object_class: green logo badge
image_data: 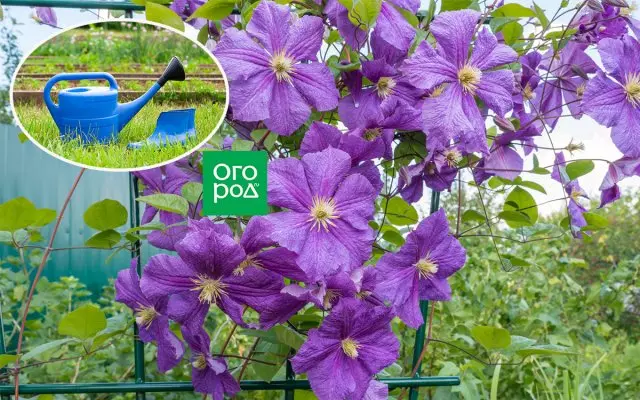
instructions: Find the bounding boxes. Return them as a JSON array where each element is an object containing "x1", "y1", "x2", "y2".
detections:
[{"x1": 202, "y1": 151, "x2": 268, "y2": 216}]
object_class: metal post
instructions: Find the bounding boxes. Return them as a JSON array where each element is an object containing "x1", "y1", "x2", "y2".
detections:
[
  {"x1": 409, "y1": 190, "x2": 440, "y2": 400},
  {"x1": 0, "y1": 304, "x2": 10, "y2": 400},
  {"x1": 129, "y1": 174, "x2": 146, "y2": 400},
  {"x1": 2, "y1": 0, "x2": 144, "y2": 11},
  {"x1": 284, "y1": 357, "x2": 295, "y2": 400}
]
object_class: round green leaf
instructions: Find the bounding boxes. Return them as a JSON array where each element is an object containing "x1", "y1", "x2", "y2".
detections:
[
  {"x1": 188, "y1": 0, "x2": 235, "y2": 21},
  {"x1": 83, "y1": 199, "x2": 128, "y2": 231},
  {"x1": 384, "y1": 197, "x2": 419, "y2": 226},
  {"x1": 31, "y1": 208, "x2": 56, "y2": 227},
  {"x1": 0, "y1": 197, "x2": 37, "y2": 232},
  {"x1": 58, "y1": 304, "x2": 107, "y2": 340},
  {"x1": 566, "y1": 160, "x2": 595, "y2": 180},
  {"x1": 502, "y1": 187, "x2": 538, "y2": 228},
  {"x1": 85, "y1": 229, "x2": 122, "y2": 249},
  {"x1": 471, "y1": 325, "x2": 512, "y2": 350},
  {"x1": 181, "y1": 182, "x2": 204, "y2": 205},
  {"x1": 146, "y1": 2, "x2": 185, "y2": 31},
  {"x1": 137, "y1": 194, "x2": 189, "y2": 216}
]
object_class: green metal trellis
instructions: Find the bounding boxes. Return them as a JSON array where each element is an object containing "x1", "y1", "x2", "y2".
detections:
[{"x1": 0, "y1": 1, "x2": 459, "y2": 397}]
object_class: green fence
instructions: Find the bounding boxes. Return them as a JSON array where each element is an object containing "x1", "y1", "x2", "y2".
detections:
[{"x1": 0, "y1": 1, "x2": 461, "y2": 397}]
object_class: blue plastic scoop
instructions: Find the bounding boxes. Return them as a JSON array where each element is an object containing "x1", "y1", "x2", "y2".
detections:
[{"x1": 128, "y1": 108, "x2": 196, "y2": 149}]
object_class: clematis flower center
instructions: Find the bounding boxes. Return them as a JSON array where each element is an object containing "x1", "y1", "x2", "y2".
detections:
[
  {"x1": 271, "y1": 51, "x2": 295, "y2": 83},
  {"x1": 323, "y1": 289, "x2": 339, "y2": 309},
  {"x1": 192, "y1": 354, "x2": 208, "y2": 370},
  {"x1": 570, "y1": 187, "x2": 585, "y2": 202},
  {"x1": 192, "y1": 275, "x2": 228, "y2": 304},
  {"x1": 624, "y1": 73, "x2": 640, "y2": 108},
  {"x1": 444, "y1": 149, "x2": 462, "y2": 168},
  {"x1": 135, "y1": 305, "x2": 158, "y2": 329},
  {"x1": 430, "y1": 84, "x2": 447, "y2": 98},
  {"x1": 522, "y1": 84, "x2": 536, "y2": 100},
  {"x1": 376, "y1": 77, "x2": 396, "y2": 98},
  {"x1": 364, "y1": 128, "x2": 382, "y2": 141},
  {"x1": 355, "y1": 290, "x2": 371, "y2": 300},
  {"x1": 234, "y1": 253, "x2": 261, "y2": 276},
  {"x1": 341, "y1": 337, "x2": 361, "y2": 359},
  {"x1": 576, "y1": 83, "x2": 587, "y2": 99},
  {"x1": 415, "y1": 255, "x2": 439, "y2": 279},
  {"x1": 308, "y1": 196, "x2": 339, "y2": 232},
  {"x1": 458, "y1": 65, "x2": 482, "y2": 94}
]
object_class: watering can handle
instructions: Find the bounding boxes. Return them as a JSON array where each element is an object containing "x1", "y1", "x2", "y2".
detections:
[{"x1": 43, "y1": 72, "x2": 118, "y2": 111}]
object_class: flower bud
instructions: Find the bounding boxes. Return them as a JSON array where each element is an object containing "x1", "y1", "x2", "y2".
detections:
[
  {"x1": 571, "y1": 64, "x2": 590, "y2": 80},
  {"x1": 587, "y1": 0, "x2": 605, "y2": 12},
  {"x1": 603, "y1": 0, "x2": 629, "y2": 8},
  {"x1": 493, "y1": 115, "x2": 516, "y2": 132}
]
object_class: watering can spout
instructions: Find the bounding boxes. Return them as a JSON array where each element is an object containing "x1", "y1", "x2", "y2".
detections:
[{"x1": 117, "y1": 57, "x2": 186, "y2": 130}]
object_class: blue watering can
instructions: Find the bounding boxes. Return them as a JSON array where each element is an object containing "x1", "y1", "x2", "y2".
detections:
[{"x1": 43, "y1": 57, "x2": 186, "y2": 143}]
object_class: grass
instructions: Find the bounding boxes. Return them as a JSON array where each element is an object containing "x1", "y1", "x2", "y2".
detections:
[{"x1": 14, "y1": 100, "x2": 225, "y2": 169}]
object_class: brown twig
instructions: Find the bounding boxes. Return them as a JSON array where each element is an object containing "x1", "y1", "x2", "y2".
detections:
[{"x1": 13, "y1": 168, "x2": 86, "y2": 398}]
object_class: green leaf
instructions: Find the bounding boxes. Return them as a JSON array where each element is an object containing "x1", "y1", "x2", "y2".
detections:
[
  {"x1": 22, "y1": 338, "x2": 74, "y2": 361},
  {"x1": 251, "y1": 129, "x2": 277, "y2": 150},
  {"x1": 566, "y1": 160, "x2": 594, "y2": 180},
  {"x1": 232, "y1": 139, "x2": 255, "y2": 151},
  {"x1": 492, "y1": 4, "x2": 536, "y2": 18},
  {"x1": 501, "y1": 254, "x2": 530, "y2": 267},
  {"x1": 501, "y1": 335, "x2": 537, "y2": 355},
  {"x1": 188, "y1": 0, "x2": 235, "y2": 21},
  {"x1": 533, "y1": 2, "x2": 549, "y2": 28},
  {"x1": 545, "y1": 28, "x2": 577, "y2": 40},
  {"x1": 181, "y1": 182, "x2": 204, "y2": 205},
  {"x1": 85, "y1": 230, "x2": 122, "y2": 249},
  {"x1": 498, "y1": 210, "x2": 531, "y2": 224},
  {"x1": 384, "y1": 197, "x2": 419, "y2": 226},
  {"x1": 137, "y1": 194, "x2": 189, "y2": 216},
  {"x1": 516, "y1": 344, "x2": 577, "y2": 357},
  {"x1": 382, "y1": 230, "x2": 405, "y2": 246},
  {"x1": 197, "y1": 24, "x2": 209, "y2": 44},
  {"x1": 337, "y1": 0, "x2": 382, "y2": 29},
  {"x1": 0, "y1": 197, "x2": 37, "y2": 232},
  {"x1": 462, "y1": 209, "x2": 486, "y2": 224},
  {"x1": 471, "y1": 326, "x2": 511, "y2": 350},
  {"x1": 500, "y1": 21, "x2": 523, "y2": 45},
  {"x1": 0, "y1": 354, "x2": 17, "y2": 368},
  {"x1": 31, "y1": 208, "x2": 56, "y2": 227},
  {"x1": 516, "y1": 180, "x2": 546, "y2": 194},
  {"x1": 58, "y1": 304, "x2": 107, "y2": 340},
  {"x1": 440, "y1": 0, "x2": 472, "y2": 11},
  {"x1": 146, "y1": 2, "x2": 184, "y2": 31},
  {"x1": 273, "y1": 325, "x2": 305, "y2": 350},
  {"x1": 91, "y1": 314, "x2": 131, "y2": 351},
  {"x1": 84, "y1": 199, "x2": 128, "y2": 231},
  {"x1": 582, "y1": 212, "x2": 609, "y2": 230},
  {"x1": 503, "y1": 187, "x2": 538, "y2": 228}
]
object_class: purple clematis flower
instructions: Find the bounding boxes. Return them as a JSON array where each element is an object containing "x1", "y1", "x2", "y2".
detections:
[
  {"x1": 170, "y1": 0, "x2": 207, "y2": 28},
  {"x1": 34, "y1": 7, "x2": 57, "y2": 26},
  {"x1": 398, "y1": 146, "x2": 463, "y2": 203},
  {"x1": 551, "y1": 152, "x2": 590, "y2": 238},
  {"x1": 401, "y1": 10, "x2": 517, "y2": 154},
  {"x1": 572, "y1": 4, "x2": 633, "y2": 43},
  {"x1": 265, "y1": 148, "x2": 377, "y2": 281},
  {"x1": 182, "y1": 328, "x2": 240, "y2": 399},
  {"x1": 376, "y1": 209, "x2": 466, "y2": 327},
  {"x1": 338, "y1": 58, "x2": 423, "y2": 129},
  {"x1": 513, "y1": 51, "x2": 542, "y2": 113},
  {"x1": 534, "y1": 41, "x2": 598, "y2": 128},
  {"x1": 599, "y1": 157, "x2": 640, "y2": 207},
  {"x1": 213, "y1": 1, "x2": 338, "y2": 136},
  {"x1": 582, "y1": 35, "x2": 640, "y2": 157},
  {"x1": 140, "y1": 218, "x2": 288, "y2": 330},
  {"x1": 291, "y1": 299, "x2": 399, "y2": 400},
  {"x1": 115, "y1": 259, "x2": 184, "y2": 373}
]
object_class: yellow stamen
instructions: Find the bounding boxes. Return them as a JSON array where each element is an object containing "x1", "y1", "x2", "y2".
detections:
[
  {"x1": 191, "y1": 275, "x2": 228, "y2": 304},
  {"x1": 270, "y1": 51, "x2": 294, "y2": 83},
  {"x1": 444, "y1": 149, "x2": 462, "y2": 168},
  {"x1": 341, "y1": 338, "x2": 361, "y2": 359},
  {"x1": 522, "y1": 84, "x2": 536, "y2": 100},
  {"x1": 430, "y1": 84, "x2": 447, "y2": 98},
  {"x1": 570, "y1": 188, "x2": 584, "y2": 202},
  {"x1": 192, "y1": 354, "x2": 208, "y2": 370},
  {"x1": 135, "y1": 305, "x2": 158, "y2": 329},
  {"x1": 364, "y1": 128, "x2": 382, "y2": 141},
  {"x1": 624, "y1": 72, "x2": 640, "y2": 108},
  {"x1": 308, "y1": 196, "x2": 339, "y2": 232},
  {"x1": 323, "y1": 289, "x2": 339, "y2": 309},
  {"x1": 458, "y1": 65, "x2": 482, "y2": 94},
  {"x1": 376, "y1": 77, "x2": 396, "y2": 98},
  {"x1": 355, "y1": 290, "x2": 371, "y2": 300},
  {"x1": 576, "y1": 83, "x2": 587, "y2": 99},
  {"x1": 234, "y1": 253, "x2": 261, "y2": 276},
  {"x1": 415, "y1": 255, "x2": 439, "y2": 279},
  {"x1": 425, "y1": 162, "x2": 437, "y2": 176}
]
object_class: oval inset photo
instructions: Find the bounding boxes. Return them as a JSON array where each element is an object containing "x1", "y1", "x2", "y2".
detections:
[{"x1": 10, "y1": 20, "x2": 228, "y2": 171}]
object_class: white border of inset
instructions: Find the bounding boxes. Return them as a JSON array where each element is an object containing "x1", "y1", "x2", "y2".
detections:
[{"x1": 9, "y1": 17, "x2": 230, "y2": 173}]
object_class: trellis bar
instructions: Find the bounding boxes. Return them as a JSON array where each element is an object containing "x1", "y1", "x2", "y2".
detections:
[{"x1": 2, "y1": 0, "x2": 145, "y2": 11}]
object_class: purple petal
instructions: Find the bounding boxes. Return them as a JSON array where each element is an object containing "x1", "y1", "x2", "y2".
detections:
[
  {"x1": 333, "y1": 173, "x2": 377, "y2": 218},
  {"x1": 430, "y1": 10, "x2": 480, "y2": 67},
  {"x1": 582, "y1": 71, "x2": 627, "y2": 127},
  {"x1": 469, "y1": 27, "x2": 517, "y2": 70},
  {"x1": 611, "y1": 105, "x2": 640, "y2": 157},
  {"x1": 338, "y1": 89, "x2": 384, "y2": 129},
  {"x1": 268, "y1": 157, "x2": 313, "y2": 212},
  {"x1": 284, "y1": 15, "x2": 324, "y2": 60},
  {"x1": 241, "y1": 216, "x2": 275, "y2": 254},
  {"x1": 476, "y1": 70, "x2": 515, "y2": 116},
  {"x1": 213, "y1": 28, "x2": 271, "y2": 81},
  {"x1": 246, "y1": 0, "x2": 291, "y2": 53},
  {"x1": 292, "y1": 62, "x2": 340, "y2": 111},
  {"x1": 483, "y1": 145, "x2": 523, "y2": 180},
  {"x1": 400, "y1": 41, "x2": 458, "y2": 90},
  {"x1": 115, "y1": 259, "x2": 151, "y2": 311},
  {"x1": 264, "y1": 81, "x2": 312, "y2": 136},
  {"x1": 229, "y1": 70, "x2": 275, "y2": 122},
  {"x1": 35, "y1": 7, "x2": 57, "y2": 26},
  {"x1": 300, "y1": 122, "x2": 343, "y2": 156},
  {"x1": 301, "y1": 148, "x2": 352, "y2": 197},
  {"x1": 371, "y1": 2, "x2": 415, "y2": 54},
  {"x1": 140, "y1": 254, "x2": 197, "y2": 301}
]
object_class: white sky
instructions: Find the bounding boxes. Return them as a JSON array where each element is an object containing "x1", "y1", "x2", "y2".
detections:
[{"x1": 1, "y1": 0, "x2": 638, "y2": 213}]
